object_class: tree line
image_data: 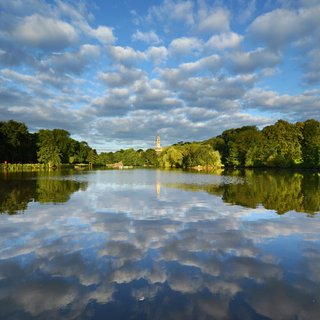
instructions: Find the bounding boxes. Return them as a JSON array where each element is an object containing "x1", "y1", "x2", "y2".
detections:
[
  {"x1": 0, "y1": 120, "x2": 96, "y2": 167},
  {"x1": 0, "y1": 118, "x2": 319, "y2": 169},
  {"x1": 204, "y1": 119, "x2": 320, "y2": 168},
  {"x1": 99, "y1": 144, "x2": 222, "y2": 168}
]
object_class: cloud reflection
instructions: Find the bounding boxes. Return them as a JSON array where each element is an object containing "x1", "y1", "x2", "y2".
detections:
[{"x1": 0, "y1": 169, "x2": 319, "y2": 319}]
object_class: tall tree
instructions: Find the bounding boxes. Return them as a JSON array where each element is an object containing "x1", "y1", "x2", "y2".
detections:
[
  {"x1": 262, "y1": 120, "x2": 302, "y2": 167},
  {"x1": 301, "y1": 119, "x2": 320, "y2": 168},
  {"x1": 37, "y1": 130, "x2": 61, "y2": 167},
  {"x1": 160, "y1": 146, "x2": 184, "y2": 167},
  {"x1": 87, "y1": 149, "x2": 98, "y2": 167},
  {"x1": 142, "y1": 149, "x2": 159, "y2": 166},
  {"x1": 220, "y1": 126, "x2": 263, "y2": 167},
  {"x1": 0, "y1": 120, "x2": 32, "y2": 163},
  {"x1": 52, "y1": 129, "x2": 71, "y2": 163},
  {"x1": 79, "y1": 141, "x2": 92, "y2": 163},
  {"x1": 183, "y1": 144, "x2": 221, "y2": 168}
]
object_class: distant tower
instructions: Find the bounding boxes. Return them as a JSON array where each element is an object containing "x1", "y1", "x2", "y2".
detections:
[{"x1": 155, "y1": 135, "x2": 162, "y2": 153}]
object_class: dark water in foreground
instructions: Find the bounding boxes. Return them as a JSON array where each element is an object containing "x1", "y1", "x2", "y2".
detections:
[{"x1": 0, "y1": 169, "x2": 319, "y2": 319}]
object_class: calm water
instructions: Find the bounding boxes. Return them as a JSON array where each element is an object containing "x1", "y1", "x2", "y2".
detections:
[{"x1": 0, "y1": 168, "x2": 319, "y2": 320}]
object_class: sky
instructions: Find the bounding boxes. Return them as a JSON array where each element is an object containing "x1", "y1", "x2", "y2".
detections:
[{"x1": 0, "y1": 0, "x2": 319, "y2": 151}]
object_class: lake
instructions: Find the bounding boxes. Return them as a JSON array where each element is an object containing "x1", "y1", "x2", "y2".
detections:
[{"x1": 0, "y1": 168, "x2": 319, "y2": 319}]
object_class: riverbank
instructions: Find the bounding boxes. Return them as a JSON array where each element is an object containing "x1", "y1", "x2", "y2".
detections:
[
  {"x1": 0, "y1": 163, "x2": 78, "y2": 172},
  {"x1": 0, "y1": 163, "x2": 48, "y2": 172}
]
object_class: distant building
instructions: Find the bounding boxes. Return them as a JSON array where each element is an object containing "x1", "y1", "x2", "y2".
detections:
[{"x1": 155, "y1": 135, "x2": 162, "y2": 153}]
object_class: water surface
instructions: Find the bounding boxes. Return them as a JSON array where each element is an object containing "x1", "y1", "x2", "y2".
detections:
[{"x1": 0, "y1": 169, "x2": 319, "y2": 319}]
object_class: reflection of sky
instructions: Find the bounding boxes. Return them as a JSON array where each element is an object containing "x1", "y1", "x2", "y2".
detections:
[{"x1": 0, "y1": 169, "x2": 319, "y2": 319}]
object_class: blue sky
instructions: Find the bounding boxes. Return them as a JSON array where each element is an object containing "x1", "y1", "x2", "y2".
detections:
[{"x1": 0, "y1": 0, "x2": 319, "y2": 151}]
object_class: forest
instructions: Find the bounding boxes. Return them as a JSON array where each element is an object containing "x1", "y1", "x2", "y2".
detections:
[
  {"x1": 0, "y1": 118, "x2": 319, "y2": 169},
  {"x1": 205, "y1": 119, "x2": 320, "y2": 169}
]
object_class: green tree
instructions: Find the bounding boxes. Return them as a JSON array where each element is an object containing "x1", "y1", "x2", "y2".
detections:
[
  {"x1": 142, "y1": 149, "x2": 159, "y2": 166},
  {"x1": 262, "y1": 120, "x2": 302, "y2": 167},
  {"x1": 52, "y1": 129, "x2": 72, "y2": 163},
  {"x1": 219, "y1": 126, "x2": 263, "y2": 167},
  {"x1": 160, "y1": 146, "x2": 184, "y2": 167},
  {"x1": 37, "y1": 130, "x2": 61, "y2": 167},
  {"x1": 301, "y1": 119, "x2": 320, "y2": 168},
  {"x1": 183, "y1": 144, "x2": 222, "y2": 168},
  {"x1": 0, "y1": 120, "x2": 33, "y2": 163},
  {"x1": 75, "y1": 141, "x2": 92, "y2": 163},
  {"x1": 97, "y1": 152, "x2": 115, "y2": 165},
  {"x1": 121, "y1": 148, "x2": 139, "y2": 166},
  {"x1": 87, "y1": 149, "x2": 98, "y2": 167}
]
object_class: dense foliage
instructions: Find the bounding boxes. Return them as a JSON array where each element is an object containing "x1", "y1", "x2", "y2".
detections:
[
  {"x1": 0, "y1": 121, "x2": 97, "y2": 167},
  {"x1": 97, "y1": 143, "x2": 222, "y2": 169},
  {"x1": 98, "y1": 148, "x2": 159, "y2": 167},
  {"x1": 159, "y1": 143, "x2": 222, "y2": 168},
  {"x1": 0, "y1": 118, "x2": 319, "y2": 169},
  {"x1": 0, "y1": 120, "x2": 36, "y2": 163},
  {"x1": 205, "y1": 119, "x2": 320, "y2": 168}
]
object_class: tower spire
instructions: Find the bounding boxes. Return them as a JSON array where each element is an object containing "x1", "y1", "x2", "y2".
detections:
[{"x1": 155, "y1": 135, "x2": 162, "y2": 153}]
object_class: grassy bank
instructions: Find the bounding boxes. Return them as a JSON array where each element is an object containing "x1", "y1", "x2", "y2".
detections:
[{"x1": 1, "y1": 163, "x2": 49, "y2": 172}]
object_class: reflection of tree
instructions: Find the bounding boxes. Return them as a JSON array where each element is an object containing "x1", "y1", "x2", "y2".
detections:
[
  {"x1": 0, "y1": 178, "x2": 37, "y2": 214},
  {"x1": 0, "y1": 173, "x2": 88, "y2": 214},
  {"x1": 301, "y1": 173, "x2": 320, "y2": 214},
  {"x1": 166, "y1": 170, "x2": 320, "y2": 215},
  {"x1": 36, "y1": 179, "x2": 87, "y2": 203},
  {"x1": 1, "y1": 170, "x2": 319, "y2": 319},
  {"x1": 223, "y1": 170, "x2": 319, "y2": 214}
]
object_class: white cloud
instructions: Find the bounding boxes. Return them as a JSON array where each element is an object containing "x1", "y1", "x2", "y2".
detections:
[
  {"x1": 55, "y1": 0, "x2": 116, "y2": 45},
  {"x1": 248, "y1": 6, "x2": 320, "y2": 49},
  {"x1": 0, "y1": 0, "x2": 52, "y2": 17},
  {"x1": 247, "y1": 3, "x2": 320, "y2": 85},
  {"x1": 110, "y1": 88, "x2": 130, "y2": 96},
  {"x1": 90, "y1": 94, "x2": 132, "y2": 117},
  {"x1": 248, "y1": 9, "x2": 300, "y2": 49},
  {"x1": 206, "y1": 32, "x2": 243, "y2": 50},
  {"x1": 108, "y1": 46, "x2": 146, "y2": 65},
  {"x1": 179, "y1": 54, "x2": 222, "y2": 74},
  {"x1": 44, "y1": 44, "x2": 101, "y2": 75},
  {"x1": 146, "y1": 46, "x2": 168, "y2": 65},
  {"x1": 244, "y1": 88, "x2": 320, "y2": 120},
  {"x1": 133, "y1": 78, "x2": 181, "y2": 110},
  {"x1": 2, "y1": 68, "x2": 41, "y2": 87},
  {"x1": 98, "y1": 66, "x2": 146, "y2": 88},
  {"x1": 198, "y1": 6, "x2": 230, "y2": 32},
  {"x1": 90, "y1": 25, "x2": 115, "y2": 44},
  {"x1": 170, "y1": 0, "x2": 194, "y2": 24},
  {"x1": 169, "y1": 37, "x2": 203, "y2": 56},
  {"x1": 235, "y1": 0, "x2": 257, "y2": 24},
  {"x1": 132, "y1": 30, "x2": 161, "y2": 44},
  {"x1": 13, "y1": 14, "x2": 78, "y2": 50},
  {"x1": 147, "y1": 0, "x2": 194, "y2": 27},
  {"x1": 302, "y1": 49, "x2": 320, "y2": 85},
  {"x1": 56, "y1": 0, "x2": 88, "y2": 21},
  {"x1": 228, "y1": 48, "x2": 282, "y2": 74}
]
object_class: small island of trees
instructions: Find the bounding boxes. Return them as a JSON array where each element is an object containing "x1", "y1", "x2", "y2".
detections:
[{"x1": 0, "y1": 118, "x2": 319, "y2": 171}]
